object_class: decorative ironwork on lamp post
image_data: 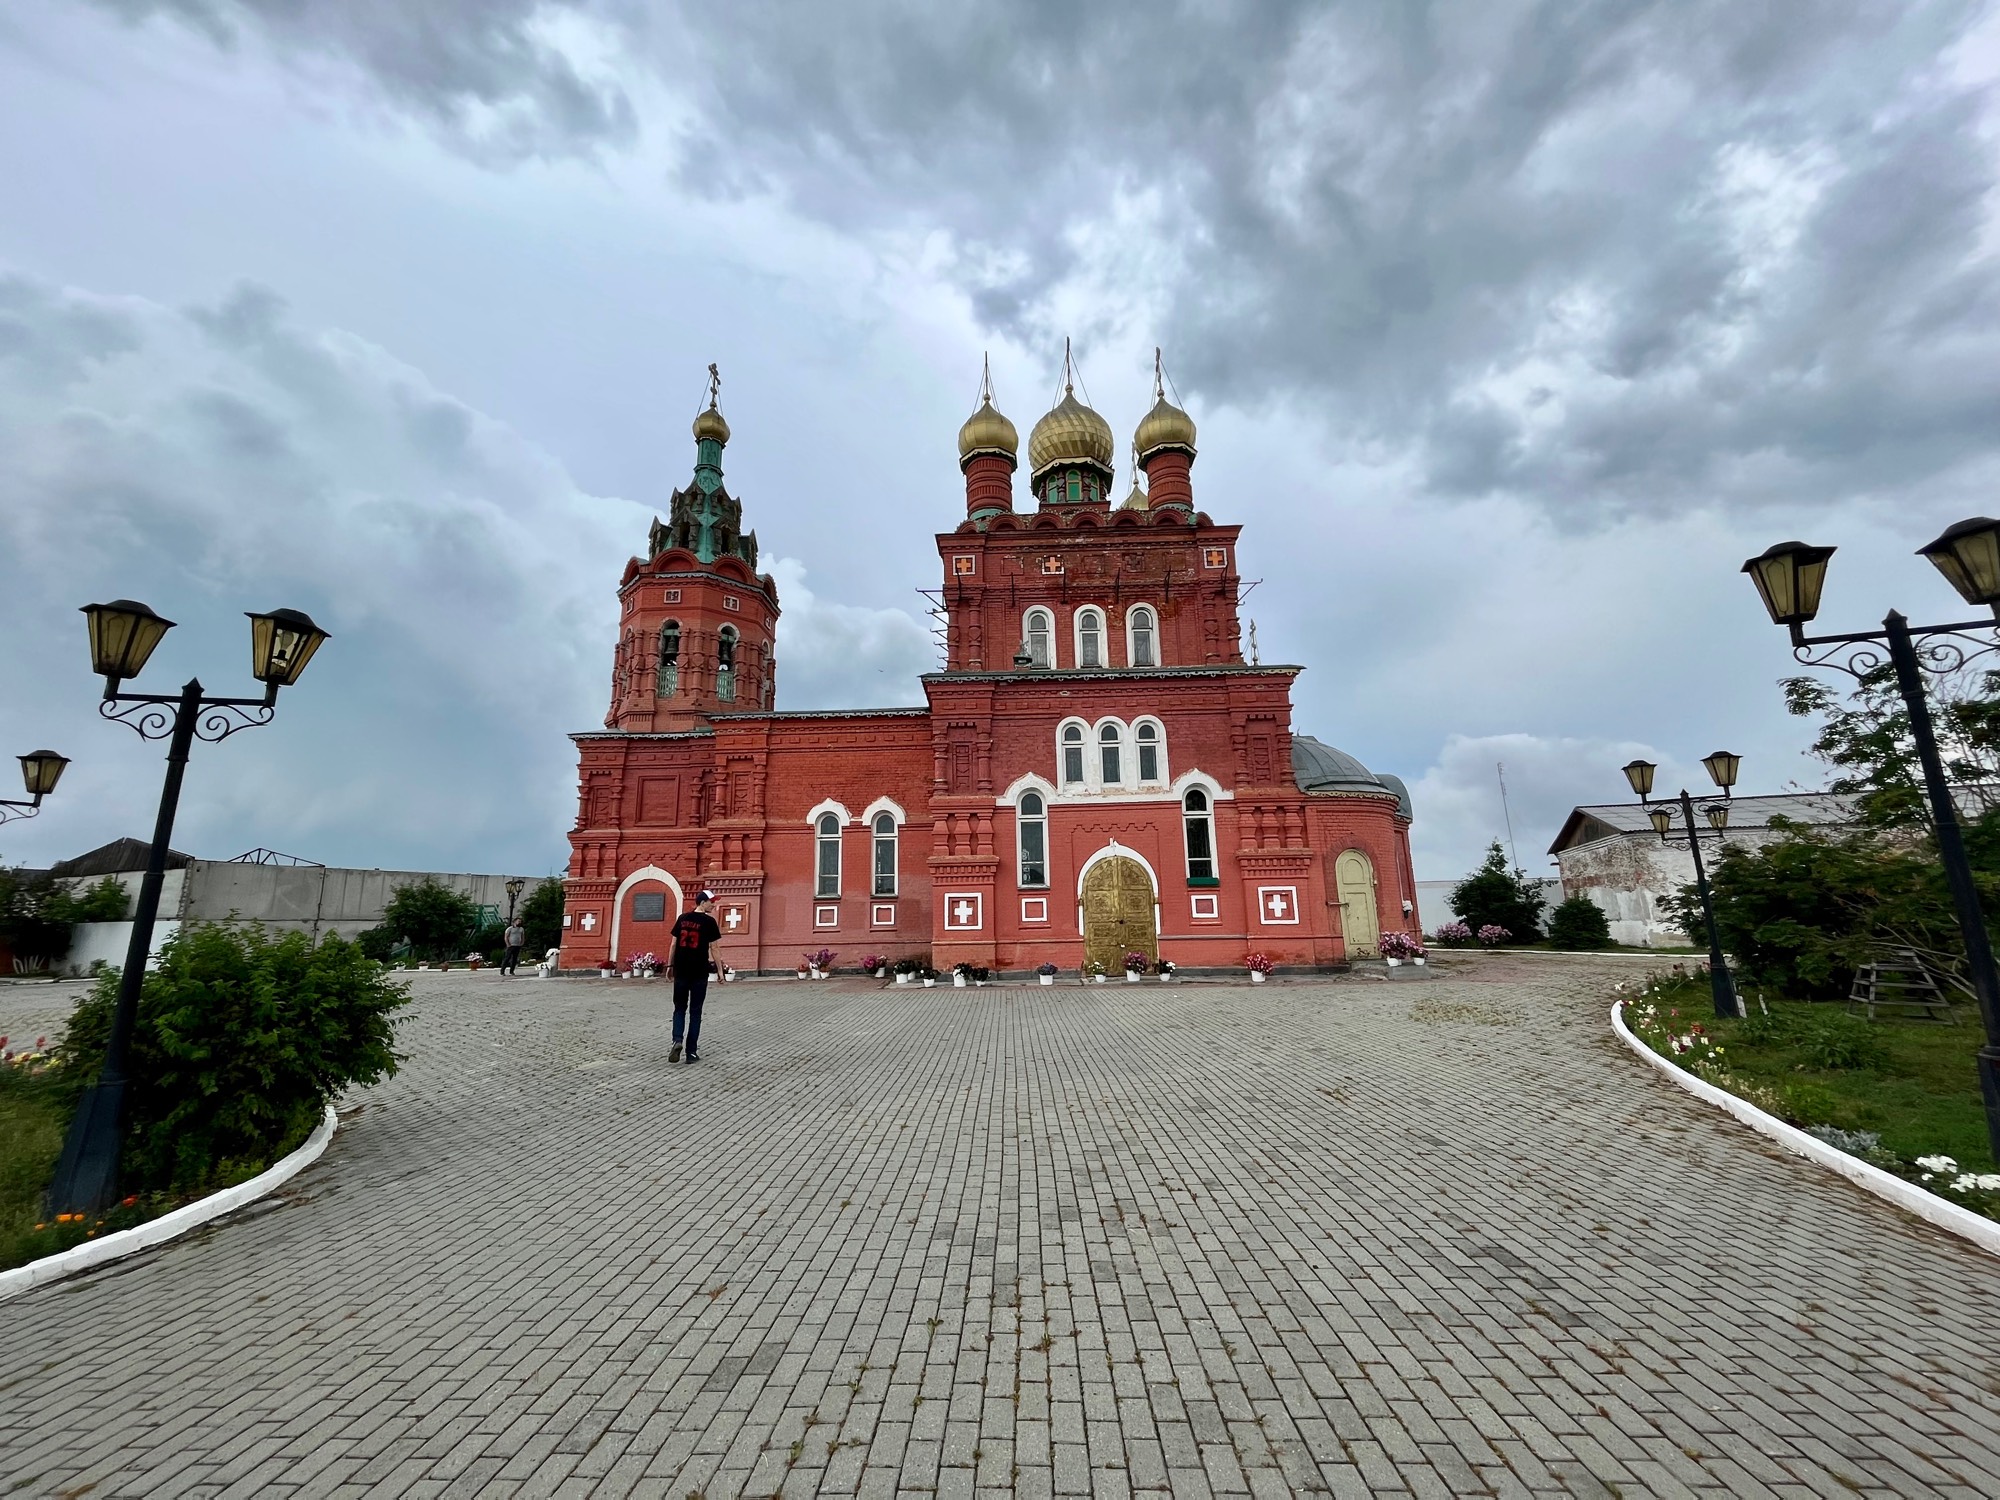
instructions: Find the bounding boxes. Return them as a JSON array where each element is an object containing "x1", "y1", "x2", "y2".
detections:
[
  {"x1": 45, "y1": 599, "x2": 329, "y2": 1214},
  {"x1": 0, "y1": 749, "x2": 69, "y2": 826},
  {"x1": 1620, "y1": 752, "x2": 1744, "y2": 1019},
  {"x1": 1742, "y1": 519, "x2": 2000, "y2": 1166},
  {"x1": 506, "y1": 876, "x2": 526, "y2": 924}
]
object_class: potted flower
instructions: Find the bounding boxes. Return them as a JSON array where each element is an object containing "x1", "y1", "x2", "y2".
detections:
[
  {"x1": 1156, "y1": 958, "x2": 1176, "y2": 982},
  {"x1": 1245, "y1": 952, "x2": 1274, "y2": 984},
  {"x1": 1379, "y1": 932, "x2": 1424, "y2": 967},
  {"x1": 598, "y1": 960, "x2": 614, "y2": 978},
  {"x1": 1123, "y1": 950, "x2": 1149, "y2": 983},
  {"x1": 720, "y1": 964, "x2": 737, "y2": 983},
  {"x1": 811, "y1": 948, "x2": 838, "y2": 978},
  {"x1": 952, "y1": 961, "x2": 972, "y2": 988},
  {"x1": 892, "y1": 957, "x2": 917, "y2": 985},
  {"x1": 920, "y1": 966, "x2": 938, "y2": 988},
  {"x1": 466, "y1": 953, "x2": 485, "y2": 972},
  {"x1": 1086, "y1": 960, "x2": 1107, "y2": 984},
  {"x1": 1037, "y1": 962, "x2": 1059, "y2": 987},
  {"x1": 796, "y1": 958, "x2": 810, "y2": 980},
  {"x1": 861, "y1": 953, "x2": 887, "y2": 979}
]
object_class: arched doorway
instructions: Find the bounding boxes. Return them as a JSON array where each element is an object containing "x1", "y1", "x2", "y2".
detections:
[
  {"x1": 1334, "y1": 850, "x2": 1379, "y2": 958},
  {"x1": 1081, "y1": 855, "x2": 1157, "y2": 975}
]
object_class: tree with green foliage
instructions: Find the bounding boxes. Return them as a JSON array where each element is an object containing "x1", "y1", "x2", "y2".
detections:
[
  {"x1": 0, "y1": 868, "x2": 75, "y2": 969},
  {"x1": 1782, "y1": 662, "x2": 2000, "y2": 830},
  {"x1": 1449, "y1": 841, "x2": 1545, "y2": 943},
  {"x1": 380, "y1": 876, "x2": 480, "y2": 960},
  {"x1": 55, "y1": 922, "x2": 409, "y2": 1191},
  {"x1": 1546, "y1": 894, "x2": 1613, "y2": 950},
  {"x1": 517, "y1": 877, "x2": 564, "y2": 957},
  {"x1": 58, "y1": 876, "x2": 131, "y2": 924}
]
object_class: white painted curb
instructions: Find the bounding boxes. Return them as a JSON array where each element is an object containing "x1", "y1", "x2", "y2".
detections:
[
  {"x1": 0, "y1": 1103, "x2": 339, "y2": 1302},
  {"x1": 1611, "y1": 1001, "x2": 2000, "y2": 1260}
]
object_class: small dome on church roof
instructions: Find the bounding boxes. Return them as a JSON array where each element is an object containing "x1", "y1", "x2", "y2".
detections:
[
  {"x1": 1292, "y1": 734, "x2": 1391, "y2": 797},
  {"x1": 692, "y1": 403, "x2": 730, "y2": 445},
  {"x1": 1135, "y1": 394, "x2": 1196, "y2": 459},
  {"x1": 958, "y1": 396, "x2": 1018, "y2": 465},
  {"x1": 1119, "y1": 475, "x2": 1149, "y2": 511},
  {"x1": 1029, "y1": 389, "x2": 1115, "y2": 479}
]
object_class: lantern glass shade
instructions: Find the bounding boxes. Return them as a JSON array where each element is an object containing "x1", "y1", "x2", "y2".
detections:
[
  {"x1": 247, "y1": 608, "x2": 330, "y2": 687},
  {"x1": 1918, "y1": 517, "x2": 2000, "y2": 608},
  {"x1": 1648, "y1": 806, "x2": 1674, "y2": 838},
  {"x1": 1741, "y1": 541, "x2": 1835, "y2": 627},
  {"x1": 19, "y1": 750, "x2": 68, "y2": 798},
  {"x1": 1621, "y1": 759, "x2": 1657, "y2": 800},
  {"x1": 1702, "y1": 750, "x2": 1742, "y2": 792},
  {"x1": 506, "y1": 878, "x2": 526, "y2": 900},
  {"x1": 1706, "y1": 802, "x2": 1730, "y2": 831},
  {"x1": 81, "y1": 599, "x2": 175, "y2": 680}
]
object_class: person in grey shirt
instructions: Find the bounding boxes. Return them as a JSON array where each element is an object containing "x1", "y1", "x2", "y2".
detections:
[{"x1": 500, "y1": 919, "x2": 527, "y2": 977}]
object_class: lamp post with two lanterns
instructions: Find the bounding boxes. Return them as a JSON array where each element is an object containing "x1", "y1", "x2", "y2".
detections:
[
  {"x1": 0, "y1": 749, "x2": 70, "y2": 826},
  {"x1": 1619, "y1": 750, "x2": 1744, "y2": 1020},
  {"x1": 506, "y1": 876, "x2": 526, "y2": 925},
  {"x1": 45, "y1": 599, "x2": 329, "y2": 1215},
  {"x1": 1741, "y1": 517, "x2": 2000, "y2": 1166}
]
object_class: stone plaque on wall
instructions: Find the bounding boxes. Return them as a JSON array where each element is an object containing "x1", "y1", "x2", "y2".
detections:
[{"x1": 631, "y1": 892, "x2": 667, "y2": 923}]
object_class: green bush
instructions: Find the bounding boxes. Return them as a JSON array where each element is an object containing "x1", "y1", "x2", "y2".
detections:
[
  {"x1": 1546, "y1": 895, "x2": 1612, "y2": 950},
  {"x1": 354, "y1": 926, "x2": 398, "y2": 962},
  {"x1": 1449, "y1": 842, "x2": 1545, "y2": 943},
  {"x1": 381, "y1": 877, "x2": 480, "y2": 961},
  {"x1": 55, "y1": 923, "x2": 410, "y2": 1191},
  {"x1": 0, "y1": 868, "x2": 74, "y2": 968},
  {"x1": 517, "y1": 877, "x2": 564, "y2": 957}
]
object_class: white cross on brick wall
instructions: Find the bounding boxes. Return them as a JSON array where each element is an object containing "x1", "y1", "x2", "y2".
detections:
[
  {"x1": 1265, "y1": 891, "x2": 1290, "y2": 919},
  {"x1": 953, "y1": 900, "x2": 976, "y2": 925},
  {"x1": 725, "y1": 907, "x2": 743, "y2": 930},
  {"x1": 580, "y1": 912, "x2": 597, "y2": 931}
]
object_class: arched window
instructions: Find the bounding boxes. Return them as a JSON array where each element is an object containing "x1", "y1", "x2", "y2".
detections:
[
  {"x1": 1099, "y1": 722, "x2": 1123, "y2": 785},
  {"x1": 1135, "y1": 721, "x2": 1162, "y2": 783},
  {"x1": 1025, "y1": 609, "x2": 1053, "y2": 669},
  {"x1": 1018, "y1": 791, "x2": 1047, "y2": 888},
  {"x1": 1128, "y1": 606, "x2": 1157, "y2": 668},
  {"x1": 1061, "y1": 724, "x2": 1085, "y2": 785},
  {"x1": 1077, "y1": 608, "x2": 1104, "y2": 668},
  {"x1": 1184, "y1": 788, "x2": 1216, "y2": 883},
  {"x1": 872, "y1": 811, "x2": 898, "y2": 896},
  {"x1": 657, "y1": 620, "x2": 680, "y2": 698},
  {"x1": 815, "y1": 811, "x2": 841, "y2": 896},
  {"x1": 716, "y1": 625, "x2": 738, "y2": 702}
]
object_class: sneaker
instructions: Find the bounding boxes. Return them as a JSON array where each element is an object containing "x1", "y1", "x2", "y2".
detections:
[
  {"x1": 669, "y1": 1043, "x2": 682, "y2": 1063},
  {"x1": 685, "y1": 1048, "x2": 701, "y2": 1063}
]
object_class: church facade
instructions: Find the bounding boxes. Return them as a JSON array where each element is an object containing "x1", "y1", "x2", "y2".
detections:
[{"x1": 558, "y1": 361, "x2": 1419, "y2": 974}]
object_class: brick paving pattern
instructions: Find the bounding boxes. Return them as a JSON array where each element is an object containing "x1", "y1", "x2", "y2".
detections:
[{"x1": 3, "y1": 955, "x2": 1999, "y2": 1497}]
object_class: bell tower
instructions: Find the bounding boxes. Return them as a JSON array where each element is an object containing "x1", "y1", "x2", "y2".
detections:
[{"x1": 606, "y1": 366, "x2": 781, "y2": 732}]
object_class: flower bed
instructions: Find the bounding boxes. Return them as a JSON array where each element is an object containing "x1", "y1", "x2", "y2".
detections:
[{"x1": 1618, "y1": 971, "x2": 1999, "y2": 1222}]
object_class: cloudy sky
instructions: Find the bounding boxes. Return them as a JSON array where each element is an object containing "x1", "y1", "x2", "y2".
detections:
[{"x1": 3, "y1": 1, "x2": 1998, "y2": 890}]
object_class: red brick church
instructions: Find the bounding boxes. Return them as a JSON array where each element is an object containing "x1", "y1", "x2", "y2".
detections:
[{"x1": 558, "y1": 358, "x2": 1418, "y2": 974}]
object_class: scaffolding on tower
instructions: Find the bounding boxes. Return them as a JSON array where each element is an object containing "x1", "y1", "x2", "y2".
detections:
[{"x1": 917, "y1": 588, "x2": 948, "y2": 667}]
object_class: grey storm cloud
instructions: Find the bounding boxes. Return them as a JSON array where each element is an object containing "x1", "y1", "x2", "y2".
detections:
[{"x1": 90, "y1": 0, "x2": 2000, "y2": 521}]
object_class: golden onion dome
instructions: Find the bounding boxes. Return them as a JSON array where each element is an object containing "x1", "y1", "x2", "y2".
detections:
[
  {"x1": 1119, "y1": 475, "x2": 1149, "y2": 511},
  {"x1": 957, "y1": 396, "x2": 1018, "y2": 464},
  {"x1": 1134, "y1": 394, "x2": 1196, "y2": 458},
  {"x1": 1028, "y1": 389, "x2": 1115, "y2": 478},
  {"x1": 692, "y1": 403, "x2": 730, "y2": 445}
]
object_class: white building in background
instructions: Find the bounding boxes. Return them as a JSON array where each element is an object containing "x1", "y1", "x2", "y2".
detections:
[{"x1": 1546, "y1": 792, "x2": 1859, "y2": 948}]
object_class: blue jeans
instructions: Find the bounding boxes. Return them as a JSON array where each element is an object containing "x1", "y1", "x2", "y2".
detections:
[{"x1": 672, "y1": 967, "x2": 709, "y2": 1049}]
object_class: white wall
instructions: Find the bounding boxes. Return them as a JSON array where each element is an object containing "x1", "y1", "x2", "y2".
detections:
[{"x1": 63, "y1": 919, "x2": 181, "y2": 976}]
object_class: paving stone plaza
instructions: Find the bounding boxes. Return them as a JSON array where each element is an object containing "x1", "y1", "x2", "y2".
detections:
[{"x1": 3, "y1": 955, "x2": 1999, "y2": 1498}]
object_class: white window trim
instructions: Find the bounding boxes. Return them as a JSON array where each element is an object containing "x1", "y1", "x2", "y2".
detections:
[
  {"x1": 1013, "y1": 762, "x2": 1227, "y2": 807},
  {"x1": 805, "y1": 798, "x2": 854, "y2": 826},
  {"x1": 813, "y1": 810, "x2": 844, "y2": 898},
  {"x1": 1130, "y1": 716, "x2": 1168, "y2": 786},
  {"x1": 870, "y1": 810, "x2": 899, "y2": 897},
  {"x1": 1124, "y1": 602, "x2": 1160, "y2": 668},
  {"x1": 814, "y1": 904, "x2": 840, "y2": 929},
  {"x1": 1072, "y1": 606, "x2": 1107, "y2": 669},
  {"x1": 1182, "y1": 785, "x2": 1219, "y2": 885},
  {"x1": 1015, "y1": 786, "x2": 1050, "y2": 890},
  {"x1": 859, "y1": 795, "x2": 906, "y2": 827},
  {"x1": 1022, "y1": 606, "x2": 1056, "y2": 669},
  {"x1": 1095, "y1": 717, "x2": 1127, "y2": 788},
  {"x1": 1057, "y1": 718, "x2": 1089, "y2": 789}
]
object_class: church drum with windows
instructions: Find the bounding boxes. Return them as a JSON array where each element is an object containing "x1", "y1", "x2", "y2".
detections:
[{"x1": 559, "y1": 362, "x2": 1418, "y2": 974}]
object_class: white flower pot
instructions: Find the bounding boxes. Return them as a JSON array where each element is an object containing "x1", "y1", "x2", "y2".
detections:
[
  {"x1": 922, "y1": 977, "x2": 935, "y2": 988},
  {"x1": 874, "y1": 968, "x2": 887, "y2": 979},
  {"x1": 895, "y1": 973, "x2": 911, "y2": 985},
  {"x1": 796, "y1": 970, "x2": 809, "y2": 980},
  {"x1": 1092, "y1": 974, "x2": 1106, "y2": 984},
  {"x1": 597, "y1": 967, "x2": 611, "y2": 978},
  {"x1": 1126, "y1": 971, "x2": 1142, "y2": 983},
  {"x1": 953, "y1": 973, "x2": 967, "y2": 987},
  {"x1": 1159, "y1": 973, "x2": 1172, "y2": 982},
  {"x1": 1249, "y1": 970, "x2": 1266, "y2": 984},
  {"x1": 1414, "y1": 957, "x2": 1425, "y2": 967},
  {"x1": 809, "y1": 967, "x2": 821, "y2": 979},
  {"x1": 1038, "y1": 974, "x2": 1055, "y2": 986},
  {"x1": 1386, "y1": 957, "x2": 1402, "y2": 967}
]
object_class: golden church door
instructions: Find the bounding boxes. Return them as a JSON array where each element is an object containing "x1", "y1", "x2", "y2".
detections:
[
  {"x1": 1081, "y1": 856, "x2": 1157, "y2": 975},
  {"x1": 1334, "y1": 850, "x2": 1380, "y2": 958}
]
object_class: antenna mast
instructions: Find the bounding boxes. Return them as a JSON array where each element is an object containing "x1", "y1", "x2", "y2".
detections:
[{"x1": 1497, "y1": 761, "x2": 1519, "y2": 871}]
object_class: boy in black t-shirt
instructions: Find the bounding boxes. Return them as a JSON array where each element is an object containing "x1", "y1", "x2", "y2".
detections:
[{"x1": 668, "y1": 890, "x2": 722, "y2": 1063}]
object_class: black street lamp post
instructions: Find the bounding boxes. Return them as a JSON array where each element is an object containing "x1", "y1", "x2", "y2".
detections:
[
  {"x1": 506, "y1": 877, "x2": 526, "y2": 924},
  {"x1": 46, "y1": 600, "x2": 328, "y2": 1214},
  {"x1": 1620, "y1": 752, "x2": 1743, "y2": 1019},
  {"x1": 0, "y1": 749, "x2": 70, "y2": 826},
  {"x1": 1743, "y1": 521, "x2": 2000, "y2": 1165}
]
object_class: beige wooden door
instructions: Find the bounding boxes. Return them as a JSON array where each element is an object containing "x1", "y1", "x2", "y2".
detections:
[
  {"x1": 1334, "y1": 849, "x2": 1379, "y2": 957},
  {"x1": 1081, "y1": 856, "x2": 1157, "y2": 974}
]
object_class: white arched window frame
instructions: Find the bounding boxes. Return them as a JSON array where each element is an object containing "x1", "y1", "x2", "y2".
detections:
[
  {"x1": 1023, "y1": 608, "x2": 1054, "y2": 669},
  {"x1": 716, "y1": 625, "x2": 739, "y2": 701},
  {"x1": 1125, "y1": 604, "x2": 1158, "y2": 668},
  {"x1": 1017, "y1": 790, "x2": 1048, "y2": 888},
  {"x1": 815, "y1": 811, "x2": 842, "y2": 897},
  {"x1": 1132, "y1": 718, "x2": 1166, "y2": 784},
  {"x1": 1059, "y1": 721, "x2": 1087, "y2": 786},
  {"x1": 1098, "y1": 721, "x2": 1124, "y2": 786},
  {"x1": 657, "y1": 620, "x2": 681, "y2": 698},
  {"x1": 1183, "y1": 787, "x2": 1217, "y2": 884},
  {"x1": 871, "y1": 811, "x2": 899, "y2": 896},
  {"x1": 1074, "y1": 607, "x2": 1106, "y2": 669}
]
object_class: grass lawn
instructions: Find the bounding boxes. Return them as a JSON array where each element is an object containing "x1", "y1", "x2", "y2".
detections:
[
  {"x1": 1621, "y1": 972, "x2": 1999, "y2": 1215},
  {"x1": 0, "y1": 1054, "x2": 85, "y2": 1270}
]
